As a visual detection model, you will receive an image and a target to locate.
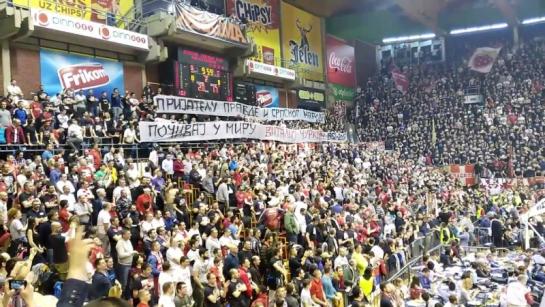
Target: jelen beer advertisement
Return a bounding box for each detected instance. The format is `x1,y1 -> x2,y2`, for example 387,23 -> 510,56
281,2 -> 324,81
226,0 -> 280,66
40,48 -> 125,95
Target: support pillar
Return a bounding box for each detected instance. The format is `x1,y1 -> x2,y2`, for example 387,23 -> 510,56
0,40 -> 11,96
513,26 -> 520,48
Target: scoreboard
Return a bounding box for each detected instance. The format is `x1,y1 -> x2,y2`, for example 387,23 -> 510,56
178,48 -> 231,101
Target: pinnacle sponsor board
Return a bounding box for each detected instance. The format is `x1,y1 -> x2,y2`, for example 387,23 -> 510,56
226,0 -> 280,66
246,60 -> 296,80
40,48 -> 124,95
326,35 -> 355,88
32,9 -> 148,49
281,3 -> 324,81
14,0 -> 135,26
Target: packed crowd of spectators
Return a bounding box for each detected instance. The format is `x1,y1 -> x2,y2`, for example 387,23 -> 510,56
0,127 -> 540,307
0,79 -> 345,161
0,33 -> 543,307
355,39 -> 545,178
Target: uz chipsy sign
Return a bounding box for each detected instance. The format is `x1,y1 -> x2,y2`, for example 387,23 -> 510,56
40,48 -> 125,95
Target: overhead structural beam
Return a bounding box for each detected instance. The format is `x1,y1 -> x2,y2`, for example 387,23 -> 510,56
394,0 -> 448,37
492,0 -> 519,26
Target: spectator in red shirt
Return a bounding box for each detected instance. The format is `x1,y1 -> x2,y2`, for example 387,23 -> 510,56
238,258 -> 253,298
136,187 -> 154,216
88,143 -> 102,170
5,119 -> 25,144
309,268 -> 328,306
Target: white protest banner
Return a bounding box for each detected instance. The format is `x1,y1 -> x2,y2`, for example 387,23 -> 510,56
139,121 -> 347,143
154,95 -> 326,123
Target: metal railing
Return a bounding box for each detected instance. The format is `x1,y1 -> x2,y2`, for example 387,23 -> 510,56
386,230 -> 442,282
0,138 -> 266,161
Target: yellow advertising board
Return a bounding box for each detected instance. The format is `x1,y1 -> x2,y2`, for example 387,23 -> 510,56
13,0 -> 134,27
280,2 -> 324,81
226,0 -> 281,66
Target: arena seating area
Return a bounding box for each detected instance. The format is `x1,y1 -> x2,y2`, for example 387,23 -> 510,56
0,2 -> 545,307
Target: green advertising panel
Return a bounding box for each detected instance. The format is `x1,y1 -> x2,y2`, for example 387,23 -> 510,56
329,83 -> 354,103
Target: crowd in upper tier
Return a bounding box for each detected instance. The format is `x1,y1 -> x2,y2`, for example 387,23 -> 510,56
354,39 -> 545,178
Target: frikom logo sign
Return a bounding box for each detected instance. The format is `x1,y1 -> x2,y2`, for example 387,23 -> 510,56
40,48 -> 124,96
32,9 -> 149,50
256,90 -> 273,107
58,63 -> 110,91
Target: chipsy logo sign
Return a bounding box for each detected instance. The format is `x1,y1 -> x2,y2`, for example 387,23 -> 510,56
40,48 -> 124,95
32,9 -> 148,50
232,0 -> 275,25
227,0 -> 280,65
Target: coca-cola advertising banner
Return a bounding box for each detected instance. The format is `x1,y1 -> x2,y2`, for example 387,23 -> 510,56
326,35 -> 355,88
40,49 -> 124,95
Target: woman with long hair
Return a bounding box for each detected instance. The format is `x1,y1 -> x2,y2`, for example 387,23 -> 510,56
7,208 -> 26,257
25,217 -> 45,264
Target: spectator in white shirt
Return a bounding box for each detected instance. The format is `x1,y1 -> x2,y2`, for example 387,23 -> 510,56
7,79 -> 23,100
113,178 -> 132,202
219,229 -> 239,249
116,229 -> 136,291
76,181 -> 95,201
97,202 -> 112,256
506,275 -> 532,307
158,262 -> 175,296
140,213 -> 155,238
59,185 -> 76,211
56,174 -> 75,194
151,211 -> 166,229
67,119 -> 83,152
166,238 -> 184,271
205,228 -> 221,253
158,281 -> 176,307
334,247 -> 349,269
301,279 -> 319,307
73,195 -> 92,225
122,124 -> 138,144
162,154 -> 174,176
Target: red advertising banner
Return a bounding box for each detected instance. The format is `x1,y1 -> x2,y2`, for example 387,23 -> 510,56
326,35 -> 355,88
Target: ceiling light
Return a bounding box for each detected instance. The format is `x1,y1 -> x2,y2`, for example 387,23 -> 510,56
382,33 -> 436,44
522,16 -> 545,25
450,23 -> 508,35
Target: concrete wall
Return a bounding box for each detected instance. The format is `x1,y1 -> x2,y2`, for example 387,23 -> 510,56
10,47 -> 41,97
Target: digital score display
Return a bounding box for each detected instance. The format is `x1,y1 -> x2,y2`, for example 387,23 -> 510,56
178,48 -> 231,101
180,63 -> 229,101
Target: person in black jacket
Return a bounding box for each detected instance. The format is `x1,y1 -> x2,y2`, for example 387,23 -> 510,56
89,258 -> 113,300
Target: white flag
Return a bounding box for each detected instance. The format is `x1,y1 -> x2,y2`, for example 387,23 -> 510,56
468,47 -> 502,73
